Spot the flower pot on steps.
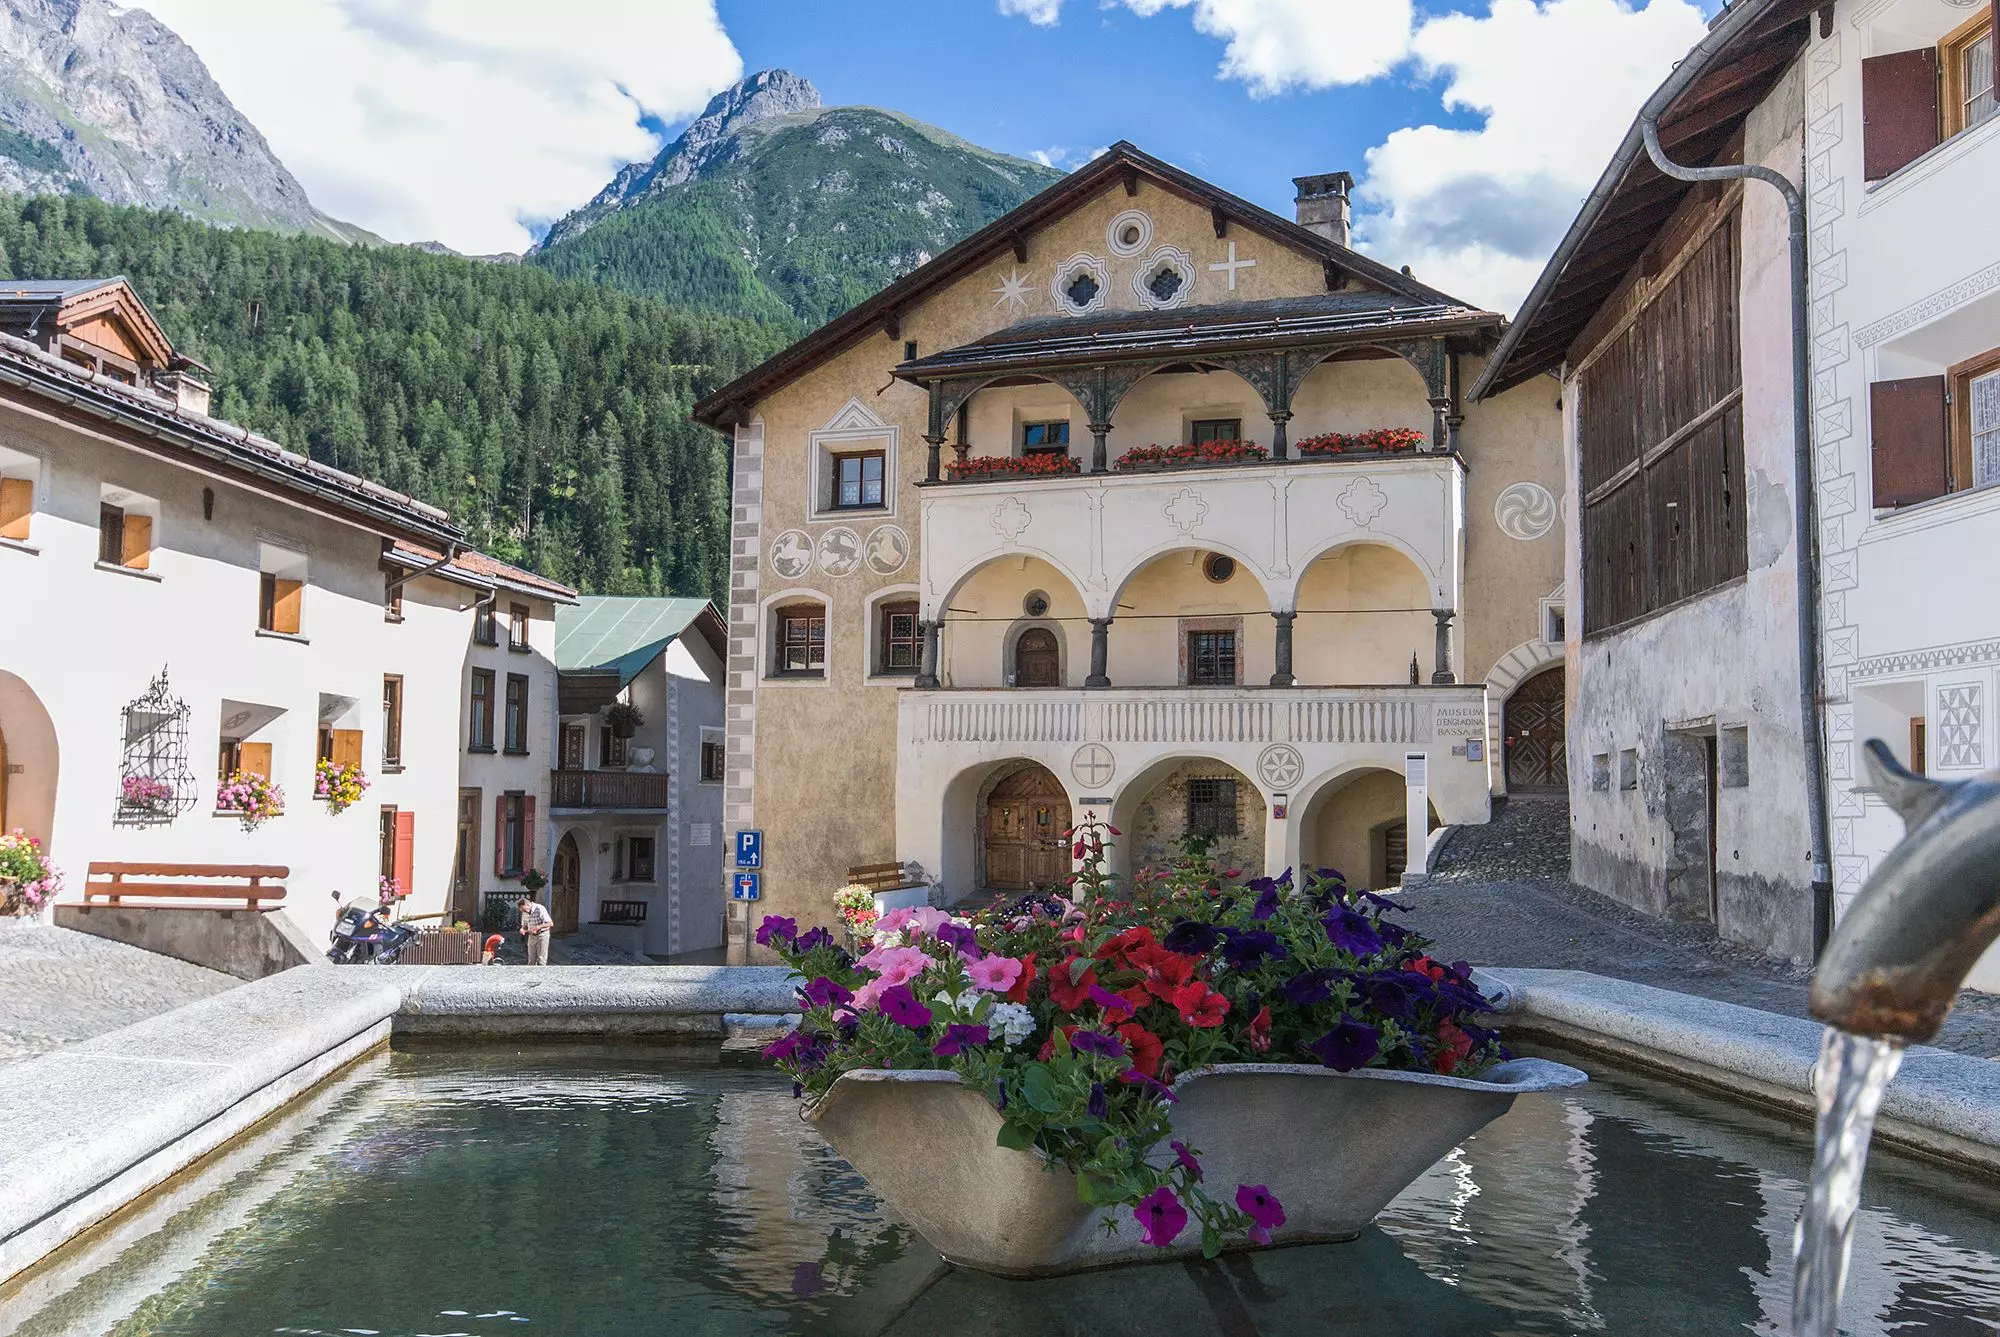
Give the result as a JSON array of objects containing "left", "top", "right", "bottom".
[{"left": 808, "top": 1057, "right": 1587, "bottom": 1278}]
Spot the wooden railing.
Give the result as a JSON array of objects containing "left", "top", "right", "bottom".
[
  {"left": 596, "top": 899, "right": 648, "bottom": 924},
  {"left": 548, "top": 769, "right": 671, "bottom": 809}
]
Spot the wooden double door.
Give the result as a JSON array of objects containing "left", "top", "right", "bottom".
[
  {"left": 1504, "top": 666, "right": 1568, "bottom": 790},
  {"left": 984, "top": 766, "right": 1073, "bottom": 891}
]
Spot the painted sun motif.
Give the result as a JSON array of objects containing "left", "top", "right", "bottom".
[{"left": 993, "top": 267, "right": 1033, "bottom": 313}]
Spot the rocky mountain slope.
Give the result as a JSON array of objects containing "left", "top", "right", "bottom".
[
  {"left": 532, "top": 69, "right": 1065, "bottom": 325},
  {"left": 0, "top": 0, "right": 371, "bottom": 241}
]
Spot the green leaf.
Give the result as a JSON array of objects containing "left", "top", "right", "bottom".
[
  {"left": 995, "top": 1121, "right": 1036, "bottom": 1152},
  {"left": 1202, "top": 1225, "right": 1224, "bottom": 1259},
  {"left": 1069, "top": 956, "right": 1094, "bottom": 984},
  {"left": 1020, "top": 1064, "right": 1062, "bottom": 1113}
]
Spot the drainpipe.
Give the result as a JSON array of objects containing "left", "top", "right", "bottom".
[{"left": 1640, "top": 93, "right": 1834, "bottom": 958}]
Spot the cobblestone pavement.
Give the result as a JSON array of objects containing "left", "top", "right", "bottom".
[
  {"left": 0, "top": 919, "right": 237, "bottom": 1066},
  {"left": 1398, "top": 793, "right": 2000, "bottom": 1061}
]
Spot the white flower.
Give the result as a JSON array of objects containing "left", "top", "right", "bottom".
[
  {"left": 870, "top": 929, "right": 905, "bottom": 948},
  {"left": 988, "top": 1002, "right": 1036, "bottom": 1048}
]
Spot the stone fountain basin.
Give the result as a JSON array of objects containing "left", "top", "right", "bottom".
[{"left": 807, "top": 1057, "right": 1590, "bottom": 1277}]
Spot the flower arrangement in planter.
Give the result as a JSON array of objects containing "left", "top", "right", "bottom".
[
  {"left": 0, "top": 829, "right": 63, "bottom": 915},
  {"left": 313, "top": 758, "right": 370, "bottom": 815},
  {"left": 604, "top": 701, "right": 644, "bottom": 740},
  {"left": 379, "top": 875, "right": 406, "bottom": 903},
  {"left": 834, "top": 882, "right": 880, "bottom": 938},
  {"left": 118, "top": 774, "right": 174, "bottom": 814},
  {"left": 946, "top": 454, "right": 1082, "bottom": 481},
  {"left": 1293, "top": 427, "right": 1427, "bottom": 457},
  {"left": 1114, "top": 439, "right": 1268, "bottom": 470},
  {"left": 758, "top": 819, "right": 1566, "bottom": 1273},
  {"left": 216, "top": 771, "right": 285, "bottom": 831}
]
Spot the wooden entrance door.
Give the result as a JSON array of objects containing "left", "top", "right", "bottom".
[
  {"left": 451, "top": 789, "right": 480, "bottom": 924},
  {"left": 1014, "top": 628, "right": 1061, "bottom": 687},
  {"left": 984, "top": 766, "right": 1073, "bottom": 890},
  {"left": 552, "top": 832, "right": 580, "bottom": 934},
  {"left": 1504, "top": 666, "right": 1568, "bottom": 790}
]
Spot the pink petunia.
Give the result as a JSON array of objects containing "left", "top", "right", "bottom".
[
  {"left": 906, "top": 906, "right": 955, "bottom": 939},
  {"left": 850, "top": 978, "right": 888, "bottom": 1013},
  {"left": 855, "top": 945, "right": 930, "bottom": 986},
  {"left": 876, "top": 906, "right": 917, "bottom": 935},
  {"left": 965, "top": 954, "right": 1024, "bottom": 994}
]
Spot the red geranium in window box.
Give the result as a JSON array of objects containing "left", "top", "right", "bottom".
[
  {"left": 1114, "top": 439, "right": 1267, "bottom": 470},
  {"left": 947, "top": 454, "right": 1083, "bottom": 480},
  {"left": 1293, "top": 427, "right": 1427, "bottom": 457}
]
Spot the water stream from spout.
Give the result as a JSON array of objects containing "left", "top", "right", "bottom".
[{"left": 1790, "top": 1028, "right": 1905, "bottom": 1336}]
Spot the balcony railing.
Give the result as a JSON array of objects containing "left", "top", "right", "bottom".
[
  {"left": 549, "top": 769, "right": 671, "bottom": 810},
  {"left": 907, "top": 685, "right": 1472, "bottom": 750}
]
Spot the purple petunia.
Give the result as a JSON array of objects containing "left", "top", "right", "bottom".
[
  {"left": 755, "top": 915, "right": 799, "bottom": 948},
  {"left": 1236, "top": 1183, "right": 1287, "bottom": 1244},
  {"left": 934, "top": 921, "right": 980, "bottom": 957},
  {"left": 1220, "top": 928, "right": 1287, "bottom": 970},
  {"left": 878, "top": 984, "right": 934, "bottom": 1030},
  {"left": 1122, "top": 1071, "right": 1178, "bottom": 1103},
  {"left": 1307, "top": 1017, "right": 1382, "bottom": 1072},
  {"left": 795, "top": 926, "right": 836, "bottom": 953},
  {"left": 1281, "top": 968, "right": 1341, "bottom": 1006},
  {"left": 1070, "top": 1029, "right": 1128, "bottom": 1060},
  {"left": 933, "top": 1022, "right": 990, "bottom": 1056},
  {"left": 801, "top": 976, "right": 854, "bottom": 1010},
  {"left": 1162, "top": 919, "right": 1223, "bottom": 956},
  {"left": 1364, "top": 973, "right": 1415, "bottom": 1021},
  {"left": 1170, "top": 1139, "right": 1203, "bottom": 1181},
  {"left": 1135, "top": 1185, "right": 1190, "bottom": 1247},
  {"left": 1251, "top": 885, "right": 1280, "bottom": 921},
  {"left": 1087, "top": 1081, "right": 1107, "bottom": 1118},
  {"left": 1322, "top": 905, "right": 1383, "bottom": 958},
  {"left": 761, "top": 1027, "right": 812, "bottom": 1062}
]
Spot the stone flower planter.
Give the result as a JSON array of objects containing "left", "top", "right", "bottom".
[{"left": 809, "top": 1057, "right": 1588, "bottom": 1277}]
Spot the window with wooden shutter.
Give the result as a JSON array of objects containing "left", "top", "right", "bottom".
[
  {"left": 523, "top": 797, "right": 536, "bottom": 877},
  {"left": 772, "top": 603, "right": 827, "bottom": 676},
  {"left": 1863, "top": 47, "right": 1941, "bottom": 181},
  {"left": 877, "top": 600, "right": 920, "bottom": 674},
  {"left": 1870, "top": 376, "right": 1949, "bottom": 507},
  {"left": 1940, "top": 11, "right": 1998, "bottom": 138},
  {"left": 381, "top": 806, "right": 398, "bottom": 881},
  {"left": 469, "top": 669, "right": 495, "bottom": 751},
  {"left": 259, "top": 573, "right": 302, "bottom": 634},
  {"left": 382, "top": 676, "right": 404, "bottom": 768},
  {"left": 120, "top": 514, "right": 152, "bottom": 570},
  {"left": 236, "top": 741, "right": 273, "bottom": 779},
  {"left": 0, "top": 476, "right": 32, "bottom": 542},
  {"left": 504, "top": 674, "right": 529, "bottom": 754},
  {"left": 393, "top": 810, "right": 415, "bottom": 897},
  {"left": 1948, "top": 345, "right": 2000, "bottom": 494},
  {"left": 331, "top": 729, "right": 364, "bottom": 769}
]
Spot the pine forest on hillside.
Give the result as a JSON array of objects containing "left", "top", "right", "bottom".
[{"left": 0, "top": 195, "right": 788, "bottom": 602}]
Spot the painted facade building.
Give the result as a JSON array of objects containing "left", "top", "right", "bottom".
[
  {"left": 0, "top": 278, "right": 575, "bottom": 947},
  {"left": 1479, "top": 0, "right": 2000, "bottom": 989},
  {"left": 551, "top": 596, "right": 729, "bottom": 960},
  {"left": 697, "top": 145, "right": 1565, "bottom": 961}
]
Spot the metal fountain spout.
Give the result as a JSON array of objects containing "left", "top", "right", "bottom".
[{"left": 1809, "top": 739, "right": 2000, "bottom": 1042}]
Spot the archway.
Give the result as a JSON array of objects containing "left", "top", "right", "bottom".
[
  {"left": 0, "top": 670, "right": 57, "bottom": 847},
  {"left": 1504, "top": 665, "right": 1567, "bottom": 790},
  {"left": 1296, "top": 766, "right": 1440, "bottom": 891},
  {"left": 1113, "top": 756, "right": 1265, "bottom": 879},
  {"left": 982, "top": 765, "right": 1073, "bottom": 891},
  {"left": 938, "top": 555, "right": 1089, "bottom": 691},
  {"left": 552, "top": 831, "right": 581, "bottom": 934},
  {"left": 1108, "top": 548, "right": 1276, "bottom": 689},
  {"left": 1290, "top": 541, "right": 1436, "bottom": 686}
]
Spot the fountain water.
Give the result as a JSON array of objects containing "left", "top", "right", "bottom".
[{"left": 1792, "top": 740, "right": 2000, "bottom": 1335}]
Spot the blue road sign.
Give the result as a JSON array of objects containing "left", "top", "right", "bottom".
[
  {"left": 732, "top": 871, "right": 761, "bottom": 901},
  {"left": 735, "top": 829, "right": 764, "bottom": 868}
]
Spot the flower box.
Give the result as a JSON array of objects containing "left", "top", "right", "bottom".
[
  {"left": 810, "top": 1056, "right": 1583, "bottom": 1277},
  {"left": 946, "top": 455, "right": 1082, "bottom": 481},
  {"left": 1294, "top": 428, "right": 1427, "bottom": 457},
  {"left": 1115, "top": 440, "right": 1267, "bottom": 471}
]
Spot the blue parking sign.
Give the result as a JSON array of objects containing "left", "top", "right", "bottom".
[
  {"left": 732, "top": 871, "right": 761, "bottom": 901},
  {"left": 735, "top": 829, "right": 764, "bottom": 868}
]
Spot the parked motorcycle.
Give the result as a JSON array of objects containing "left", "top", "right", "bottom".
[{"left": 326, "top": 890, "right": 419, "bottom": 964}]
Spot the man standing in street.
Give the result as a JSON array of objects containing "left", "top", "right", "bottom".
[{"left": 517, "top": 896, "right": 553, "bottom": 965}]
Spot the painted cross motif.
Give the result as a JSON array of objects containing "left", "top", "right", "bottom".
[
  {"left": 1163, "top": 487, "right": 1209, "bottom": 534},
  {"left": 1072, "top": 743, "right": 1116, "bottom": 789},
  {"left": 1208, "top": 241, "right": 1257, "bottom": 291},
  {"left": 991, "top": 496, "right": 1033, "bottom": 541},
  {"left": 993, "top": 267, "right": 1033, "bottom": 313},
  {"left": 1335, "top": 476, "right": 1389, "bottom": 528}
]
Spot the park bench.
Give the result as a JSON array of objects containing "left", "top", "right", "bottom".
[
  {"left": 847, "top": 861, "right": 917, "bottom": 894},
  {"left": 81, "top": 862, "right": 288, "bottom": 910}
]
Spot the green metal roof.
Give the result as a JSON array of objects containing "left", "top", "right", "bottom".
[{"left": 555, "top": 596, "right": 716, "bottom": 687}]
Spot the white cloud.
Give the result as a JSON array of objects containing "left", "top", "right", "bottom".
[
  {"left": 1029, "top": 145, "right": 1111, "bottom": 169},
  {"left": 998, "top": 0, "right": 1066, "bottom": 23},
  {"left": 136, "top": 0, "right": 743, "bottom": 253},
  {"left": 1352, "top": 0, "right": 1711, "bottom": 313}
]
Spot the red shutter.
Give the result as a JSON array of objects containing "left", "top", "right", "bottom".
[
  {"left": 394, "top": 810, "right": 415, "bottom": 898},
  {"left": 494, "top": 794, "right": 507, "bottom": 876},
  {"left": 1871, "top": 376, "right": 1949, "bottom": 507},
  {"left": 1862, "top": 48, "right": 1940, "bottom": 181},
  {"left": 523, "top": 797, "right": 536, "bottom": 877}
]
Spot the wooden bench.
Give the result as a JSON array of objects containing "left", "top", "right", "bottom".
[
  {"left": 82, "top": 862, "right": 289, "bottom": 910},
  {"left": 848, "top": 862, "right": 916, "bottom": 894}
]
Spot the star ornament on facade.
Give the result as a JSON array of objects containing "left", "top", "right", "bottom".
[{"left": 993, "top": 267, "right": 1033, "bottom": 313}]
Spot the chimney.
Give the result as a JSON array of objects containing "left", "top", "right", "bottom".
[
  {"left": 155, "top": 368, "right": 212, "bottom": 417},
  {"left": 1293, "top": 172, "right": 1354, "bottom": 249}
]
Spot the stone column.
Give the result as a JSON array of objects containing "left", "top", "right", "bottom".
[
  {"left": 1429, "top": 398, "right": 1451, "bottom": 452},
  {"left": 923, "top": 433, "right": 944, "bottom": 483},
  {"left": 916, "top": 619, "right": 942, "bottom": 689},
  {"left": 1268, "top": 411, "right": 1292, "bottom": 460},
  {"left": 1086, "top": 617, "right": 1112, "bottom": 688},
  {"left": 1089, "top": 423, "right": 1112, "bottom": 474},
  {"left": 1270, "top": 611, "right": 1296, "bottom": 687},
  {"left": 1431, "top": 608, "right": 1456, "bottom": 684}
]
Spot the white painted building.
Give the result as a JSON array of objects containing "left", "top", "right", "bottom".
[
  {"left": 552, "top": 597, "right": 728, "bottom": 959},
  {"left": 0, "top": 278, "right": 575, "bottom": 948}
]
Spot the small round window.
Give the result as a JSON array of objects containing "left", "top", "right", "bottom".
[
  {"left": 1203, "top": 554, "right": 1236, "bottom": 584},
  {"left": 1120, "top": 223, "right": 1144, "bottom": 248},
  {"left": 1024, "top": 590, "right": 1051, "bottom": 618}
]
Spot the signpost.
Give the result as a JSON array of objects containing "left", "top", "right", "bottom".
[
  {"left": 734, "top": 829, "right": 763, "bottom": 869},
  {"left": 732, "top": 871, "right": 761, "bottom": 901}
]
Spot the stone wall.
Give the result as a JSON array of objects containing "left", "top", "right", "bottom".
[{"left": 1128, "top": 761, "right": 1265, "bottom": 875}]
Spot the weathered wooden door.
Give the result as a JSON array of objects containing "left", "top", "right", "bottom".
[
  {"left": 452, "top": 789, "right": 481, "bottom": 924},
  {"left": 552, "top": 832, "right": 580, "bottom": 934},
  {"left": 1504, "top": 666, "right": 1568, "bottom": 790},
  {"left": 1014, "top": 628, "right": 1061, "bottom": 687},
  {"left": 983, "top": 766, "right": 1073, "bottom": 890}
]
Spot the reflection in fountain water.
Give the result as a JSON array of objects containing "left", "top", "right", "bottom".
[
  {"left": 2, "top": 1048, "right": 1995, "bottom": 1337},
  {"left": 1791, "top": 1031, "right": 1905, "bottom": 1337}
]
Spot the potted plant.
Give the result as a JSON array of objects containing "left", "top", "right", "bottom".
[
  {"left": 0, "top": 829, "right": 63, "bottom": 916},
  {"left": 945, "top": 454, "right": 1083, "bottom": 481},
  {"left": 1294, "top": 427, "right": 1427, "bottom": 457},
  {"left": 760, "top": 818, "right": 1584, "bottom": 1277},
  {"left": 605, "top": 701, "right": 644, "bottom": 740},
  {"left": 1114, "top": 439, "right": 1268, "bottom": 471},
  {"left": 834, "top": 882, "right": 880, "bottom": 951},
  {"left": 118, "top": 774, "right": 175, "bottom": 816},
  {"left": 522, "top": 867, "right": 548, "bottom": 894},
  {"left": 313, "top": 758, "right": 370, "bottom": 815},
  {"left": 216, "top": 771, "right": 285, "bottom": 831}
]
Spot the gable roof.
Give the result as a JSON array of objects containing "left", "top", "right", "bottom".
[
  {"left": 556, "top": 596, "right": 725, "bottom": 686},
  {"left": 387, "top": 539, "right": 578, "bottom": 602},
  {"left": 693, "top": 141, "right": 1477, "bottom": 430},
  {"left": 0, "top": 276, "right": 181, "bottom": 370},
  {"left": 1469, "top": 0, "right": 1814, "bottom": 398}
]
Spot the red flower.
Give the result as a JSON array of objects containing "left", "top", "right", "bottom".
[
  {"left": 1048, "top": 957, "right": 1099, "bottom": 1012},
  {"left": 1125, "top": 943, "right": 1196, "bottom": 1001},
  {"left": 1434, "top": 1020, "right": 1475, "bottom": 1074},
  {"left": 1172, "top": 981, "right": 1230, "bottom": 1028},
  {"left": 1095, "top": 926, "right": 1158, "bottom": 962},
  {"left": 1247, "top": 1004, "right": 1272, "bottom": 1053},
  {"left": 1006, "top": 951, "right": 1038, "bottom": 1004},
  {"left": 1116, "top": 1022, "right": 1164, "bottom": 1078}
]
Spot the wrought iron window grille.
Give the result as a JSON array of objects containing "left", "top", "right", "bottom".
[{"left": 115, "top": 668, "right": 197, "bottom": 825}]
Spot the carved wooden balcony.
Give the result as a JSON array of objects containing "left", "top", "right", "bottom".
[{"left": 548, "top": 769, "right": 671, "bottom": 811}]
